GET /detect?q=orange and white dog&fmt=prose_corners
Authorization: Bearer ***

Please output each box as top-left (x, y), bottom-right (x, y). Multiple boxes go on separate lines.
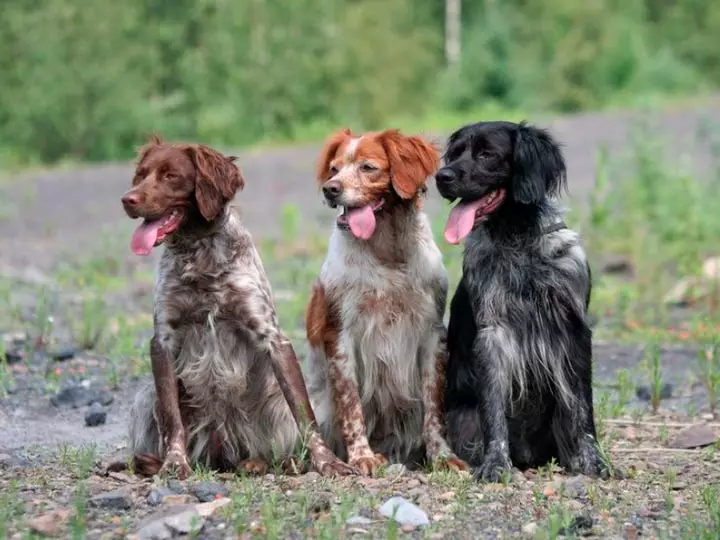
top-left (304, 128), bottom-right (468, 475)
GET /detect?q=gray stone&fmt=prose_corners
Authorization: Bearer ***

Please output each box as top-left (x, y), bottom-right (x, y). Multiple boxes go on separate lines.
top-left (563, 475), bottom-right (589, 498)
top-left (191, 481), bottom-right (229, 502)
top-left (88, 488), bottom-right (133, 510)
top-left (166, 479), bottom-right (187, 494)
top-left (378, 496), bottom-right (429, 527)
top-left (51, 383), bottom-right (114, 408)
top-left (635, 383), bottom-right (673, 402)
top-left (147, 488), bottom-right (174, 506)
top-left (384, 463), bottom-right (407, 476)
top-left (135, 505), bottom-right (205, 540)
top-left (346, 515), bottom-right (373, 526)
top-left (84, 402), bottom-right (107, 427)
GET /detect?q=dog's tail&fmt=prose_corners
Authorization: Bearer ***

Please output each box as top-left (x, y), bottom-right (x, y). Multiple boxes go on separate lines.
top-left (132, 452), bottom-right (164, 477)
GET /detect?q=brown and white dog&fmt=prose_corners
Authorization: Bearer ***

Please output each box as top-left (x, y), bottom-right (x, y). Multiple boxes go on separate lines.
top-left (305, 128), bottom-right (469, 475)
top-left (121, 136), bottom-right (357, 479)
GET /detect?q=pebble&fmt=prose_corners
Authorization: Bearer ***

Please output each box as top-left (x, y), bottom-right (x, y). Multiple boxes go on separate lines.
top-left (378, 496), bottom-right (429, 527)
top-left (191, 481), bottom-right (229, 502)
top-left (85, 402), bottom-right (107, 427)
top-left (148, 488), bottom-right (174, 506)
top-left (305, 471), bottom-right (320, 482)
top-left (346, 515), bottom-right (373, 526)
top-left (5, 349), bottom-right (24, 365)
top-left (51, 346), bottom-right (77, 362)
top-left (0, 452), bottom-right (30, 469)
top-left (559, 514), bottom-right (594, 535)
top-left (28, 509), bottom-right (71, 536)
top-left (51, 383), bottom-right (113, 408)
top-left (166, 479), bottom-right (186, 494)
top-left (563, 475), bottom-right (589, 498)
top-left (384, 463), bottom-right (407, 476)
top-left (521, 522), bottom-right (538, 535)
top-left (133, 505), bottom-right (206, 540)
top-left (88, 489), bottom-right (133, 510)
top-left (635, 383), bottom-right (673, 402)
top-left (162, 494), bottom-right (196, 505)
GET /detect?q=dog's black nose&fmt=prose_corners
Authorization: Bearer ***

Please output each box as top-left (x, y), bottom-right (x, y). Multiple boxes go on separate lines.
top-left (435, 168), bottom-right (456, 185)
top-left (322, 179), bottom-right (343, 200)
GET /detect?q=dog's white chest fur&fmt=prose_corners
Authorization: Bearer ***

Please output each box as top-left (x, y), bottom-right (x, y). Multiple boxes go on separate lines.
top-left (308, 214), bottom-right (446, 460)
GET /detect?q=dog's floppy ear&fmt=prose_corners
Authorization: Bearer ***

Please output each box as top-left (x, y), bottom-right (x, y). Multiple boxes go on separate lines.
top-left (380, 129), bottom-right (440, 200)
top-left (316, 129), bottom-right (352, 184)
top-left (512, 122), bottom-right (566, 205)
top-left (185, 144), bottom-right (244, 222)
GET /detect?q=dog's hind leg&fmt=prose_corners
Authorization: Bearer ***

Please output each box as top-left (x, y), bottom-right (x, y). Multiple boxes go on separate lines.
top-left (128, 379), bottom-right (164, 477)
top-left (446, 406), bottom-right (484, 466)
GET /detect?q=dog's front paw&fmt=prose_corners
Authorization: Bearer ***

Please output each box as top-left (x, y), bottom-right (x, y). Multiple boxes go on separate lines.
top-left (349, 452), bottom-right (388, 476)
top-left (160, 450), bottom-right (192, 480)
top-left (317, 456), bottom-right (360, 477)
top-left (431, 455), bottom-right (471, 474)
top-left (474, 451), bottom-right (512, 483)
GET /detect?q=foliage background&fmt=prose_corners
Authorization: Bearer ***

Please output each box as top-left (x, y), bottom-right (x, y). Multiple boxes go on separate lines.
top-left (0, 0), bottom-right (718, 165)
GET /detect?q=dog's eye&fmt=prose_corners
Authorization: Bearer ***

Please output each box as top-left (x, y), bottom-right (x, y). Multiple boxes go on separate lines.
top-left (477, 151), bottom-right (492, 160)
top-left (329, 165), bottom-right (339, 176)
top-left (360, 163), bottom-right (378, 173)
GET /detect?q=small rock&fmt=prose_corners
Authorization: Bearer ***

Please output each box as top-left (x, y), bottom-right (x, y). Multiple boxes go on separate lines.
top-left (196, 497), bottom-right (232, 518)
top-left (635, 383), bottom-right (673, 402)
top-left (28, 509), bottom-right (71, 536)
top-left (166, 479), bottom-right (186, 494)
top-left (378, 496), bottom-right (429, 527)
top-left (439, 491), bottom-right (455, 501)
top-left (51, 346), bottom-right (77, 362)
top-left (522, 522), bottom-right (538, 535)
top-left (602, 256), bottom-right (634, 276)
top-left (135, 505), bottom-right (205, 540)
top-left (384, 463), bottom-right (407, 476)
top-left (346, 515), bottom-right (373, 526)
top-left (406, 478), bottom-right (420, 488)
top-left (563, 475), bottom-right (589, 498)
top-left (0, 452), bottom-right (30, 469)
top-left (668, 424), bottom-right (719, 449)
top-left (559, 514), bottom-right (594, 535)
top-left (5, 349), bottom-right (24, 365)
top-left (624, 522), bottom-right (639, 540)
top-left (310, 492), bottom-right (332, 513)
top-left (51, 383), bottom-right (113, 408)
top-left (305, 471), bottom-right (320, 482)
top-left (163, 494), bottom-right (195, 505)
top-left (108, 471), bottom-right (134, 483)
top-left (401, 524), bottom-right (416, 533)
top-left (85, 402), bottom-right (107, 427)
top-left (148, 488), bottom-right (173, 506)
top-left (88, 489), bottom-right (133, 510)
top-left (191, 481), bottom-right (229, 502)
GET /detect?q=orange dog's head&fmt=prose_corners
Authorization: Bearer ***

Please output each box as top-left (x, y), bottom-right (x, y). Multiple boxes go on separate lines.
top-left (315, 128), bottom-right (440, 240)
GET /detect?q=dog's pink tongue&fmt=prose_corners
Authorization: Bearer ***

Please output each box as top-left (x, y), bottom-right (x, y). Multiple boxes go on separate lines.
top-left (444, 200), bottom-right (484, 245)
top-left (130, 220), bottom-right (163, 256)
top-left (347, 205), bottom-right (377, 240)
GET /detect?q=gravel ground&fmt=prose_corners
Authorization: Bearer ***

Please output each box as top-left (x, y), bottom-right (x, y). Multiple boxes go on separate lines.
top-left (2, 100), bottom-right (720, 538)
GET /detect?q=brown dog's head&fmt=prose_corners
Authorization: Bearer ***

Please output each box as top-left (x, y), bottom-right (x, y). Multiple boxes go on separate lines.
top-left (121, 135), bottom-right (244, 256)
top-left (315, 128), bottom-right (440, 240)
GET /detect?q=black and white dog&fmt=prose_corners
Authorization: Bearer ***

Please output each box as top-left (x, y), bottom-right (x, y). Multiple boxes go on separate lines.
top-left (435, 121), bottom-right (606, 482)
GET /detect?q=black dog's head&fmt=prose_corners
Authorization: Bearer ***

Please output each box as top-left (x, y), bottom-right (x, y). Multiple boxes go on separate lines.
top-left (436, 121), bottom-right (567, 244)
